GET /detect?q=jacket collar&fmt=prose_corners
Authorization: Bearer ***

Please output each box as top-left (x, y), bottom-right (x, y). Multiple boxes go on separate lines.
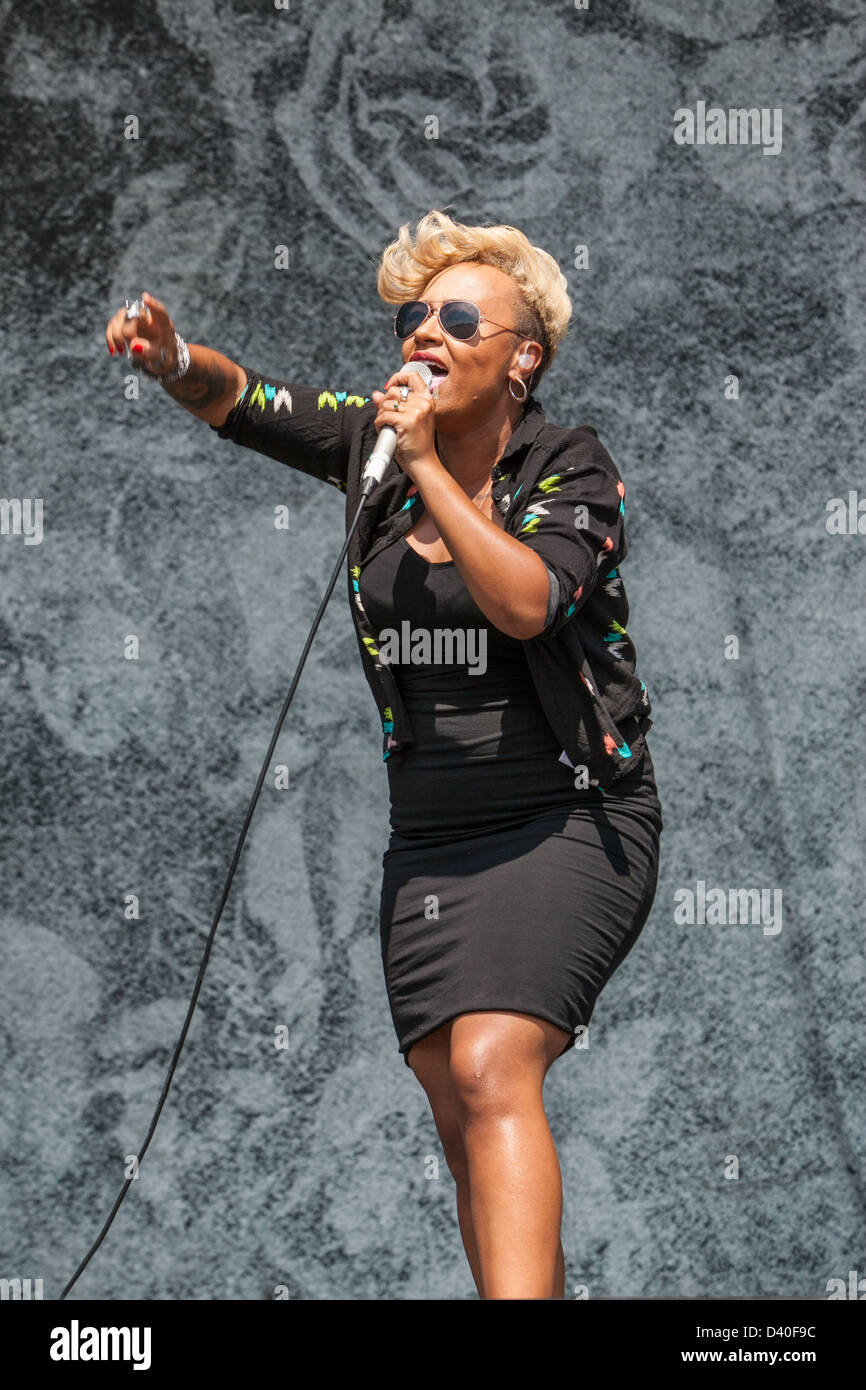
top-left (494, 395), bottom-right (547, 475)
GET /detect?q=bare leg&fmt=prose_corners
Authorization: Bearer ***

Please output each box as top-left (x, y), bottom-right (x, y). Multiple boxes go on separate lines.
top-left (408, 1025), bottom-right (484, 1297)
top-left (409, 1014), bottom-right (569, 1299)
top-left (453, 1163), bottom-right (485, 1297)
top-left (449, 1011), bottom-right (569, 1300)
top-left (555, 1238), bottom-right (565, 1298)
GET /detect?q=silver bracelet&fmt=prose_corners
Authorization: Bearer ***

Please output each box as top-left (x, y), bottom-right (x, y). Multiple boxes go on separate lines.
top-left (140, 332), bottom-right (191, 384)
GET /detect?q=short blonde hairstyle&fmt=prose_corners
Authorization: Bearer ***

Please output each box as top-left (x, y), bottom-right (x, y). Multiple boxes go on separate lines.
top-left (376, 208), bottom-right (572, 383)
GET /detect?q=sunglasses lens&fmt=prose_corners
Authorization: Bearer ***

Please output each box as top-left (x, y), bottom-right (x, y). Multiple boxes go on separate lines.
top-left (395, 302), bottom-right (429, 339)
top-left (440, 301), bottom-right (480, 339)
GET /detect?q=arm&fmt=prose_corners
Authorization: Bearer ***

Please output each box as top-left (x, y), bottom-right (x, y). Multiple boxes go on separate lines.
top-left (406, 458), bottom-right (552, 640)
top-left (410, 431), bottom-right (625, 642)
top-left (208, 368), bottom-right (371, 493)
top-left (369, 371), bottom-right (622, 642)
top-left (511, 434), bottom-right (626, 639)
top-left (106, 292), bottom-right (246, 427)
top-left (158, 345), bottom-right (249, 428)
top-left (104, 292), bottom-right (368, 490)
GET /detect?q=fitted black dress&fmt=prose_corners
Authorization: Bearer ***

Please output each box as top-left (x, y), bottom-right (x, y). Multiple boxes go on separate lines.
top-left (360, 532), bottom-right (664, 1068)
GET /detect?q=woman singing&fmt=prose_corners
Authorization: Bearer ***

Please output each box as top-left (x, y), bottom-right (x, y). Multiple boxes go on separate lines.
top-left (104, 209), bottom-right (663, 1300)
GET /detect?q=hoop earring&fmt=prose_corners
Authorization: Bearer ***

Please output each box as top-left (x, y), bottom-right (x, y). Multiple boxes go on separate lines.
top-left (508, 375), bottom-right (528, 403)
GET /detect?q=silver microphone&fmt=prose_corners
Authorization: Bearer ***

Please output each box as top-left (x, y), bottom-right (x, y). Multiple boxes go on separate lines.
top-left (360, 360), bottom-right (434, 496)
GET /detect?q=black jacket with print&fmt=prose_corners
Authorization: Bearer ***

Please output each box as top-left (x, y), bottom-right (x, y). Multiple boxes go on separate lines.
top-left (211, 369), bottom-right (654, 791)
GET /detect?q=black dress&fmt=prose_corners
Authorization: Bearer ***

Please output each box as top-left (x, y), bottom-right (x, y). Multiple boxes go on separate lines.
top-left (360, 533), bottom-right (664, 1068)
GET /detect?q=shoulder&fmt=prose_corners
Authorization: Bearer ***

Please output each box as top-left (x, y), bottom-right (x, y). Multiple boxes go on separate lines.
top-left (527, 419), bottom-right (623, 492)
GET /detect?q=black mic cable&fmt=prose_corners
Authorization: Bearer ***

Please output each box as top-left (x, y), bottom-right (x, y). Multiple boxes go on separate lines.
top-left (58, 459), bottom-right (393, 1301)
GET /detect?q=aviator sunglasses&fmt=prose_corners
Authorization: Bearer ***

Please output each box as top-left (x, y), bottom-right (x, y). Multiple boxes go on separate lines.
top-left (394, 299), bottom-right (530, 343)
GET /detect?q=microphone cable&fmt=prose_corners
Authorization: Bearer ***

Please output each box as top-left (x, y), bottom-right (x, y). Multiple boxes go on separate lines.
top-left (59, 474), bottom-right (381, 1300)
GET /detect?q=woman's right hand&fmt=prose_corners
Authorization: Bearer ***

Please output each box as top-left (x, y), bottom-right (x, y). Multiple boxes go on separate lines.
top-left (105, 291), bottom-right (177, 374)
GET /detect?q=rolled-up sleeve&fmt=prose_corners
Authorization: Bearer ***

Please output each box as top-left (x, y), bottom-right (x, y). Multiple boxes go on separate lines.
top-left (512, 430), bottom-right (626, 637)
top-left (210, 366), bottom-right (373, 493)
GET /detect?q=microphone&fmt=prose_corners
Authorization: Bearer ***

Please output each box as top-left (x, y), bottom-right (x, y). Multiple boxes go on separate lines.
top-left (361, 360), bottom-right (434, 496)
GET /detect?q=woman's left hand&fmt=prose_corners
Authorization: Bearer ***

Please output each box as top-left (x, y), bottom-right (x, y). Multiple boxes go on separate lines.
top-left (371, 369), bottom-right (439, 478)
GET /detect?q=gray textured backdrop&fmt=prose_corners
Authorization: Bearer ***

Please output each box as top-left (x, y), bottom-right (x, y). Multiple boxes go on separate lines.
top-left (1, 0), bottom-right (863, 1301)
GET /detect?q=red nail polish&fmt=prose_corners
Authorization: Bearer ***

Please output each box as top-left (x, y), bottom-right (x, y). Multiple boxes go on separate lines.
top-left (109, 345), bottom-right (114, 354)
top-left (131, 344), bottom-right (143, 354)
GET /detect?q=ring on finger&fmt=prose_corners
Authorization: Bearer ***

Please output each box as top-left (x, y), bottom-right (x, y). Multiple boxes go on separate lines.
top-left (399, 384), bottom-right (410, 400)
top-left (392, 401), bottom-right (400, 411)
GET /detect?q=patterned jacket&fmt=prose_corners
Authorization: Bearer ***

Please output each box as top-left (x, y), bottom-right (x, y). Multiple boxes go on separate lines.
top-left (211, 369), bottom-right (655, 791)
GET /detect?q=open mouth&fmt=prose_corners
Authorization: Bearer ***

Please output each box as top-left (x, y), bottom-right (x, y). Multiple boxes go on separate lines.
top-left (412, 355), bottom-right (449, 380)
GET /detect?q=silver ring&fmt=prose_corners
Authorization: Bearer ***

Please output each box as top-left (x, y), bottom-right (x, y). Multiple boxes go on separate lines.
top-left (400, 384), bottom-right (410, 400)
top-left (125, 298), bottom-right (144, 320)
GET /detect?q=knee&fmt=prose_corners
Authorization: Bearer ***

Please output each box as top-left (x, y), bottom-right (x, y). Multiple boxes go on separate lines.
top-left (448, 1037), bottom-right (535, 1121)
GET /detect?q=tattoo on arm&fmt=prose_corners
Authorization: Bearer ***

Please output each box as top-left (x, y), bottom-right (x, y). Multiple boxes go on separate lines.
top-left (160, 359), bottom-right (232, 410)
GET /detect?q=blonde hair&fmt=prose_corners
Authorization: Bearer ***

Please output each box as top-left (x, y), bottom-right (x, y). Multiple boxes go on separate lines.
top-left (376, 208), bottom-right (572, 383)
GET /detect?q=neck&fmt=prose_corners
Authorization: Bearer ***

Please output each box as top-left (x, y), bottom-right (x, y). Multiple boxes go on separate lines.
top-left (434, 396), bottom-right (526, 487)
